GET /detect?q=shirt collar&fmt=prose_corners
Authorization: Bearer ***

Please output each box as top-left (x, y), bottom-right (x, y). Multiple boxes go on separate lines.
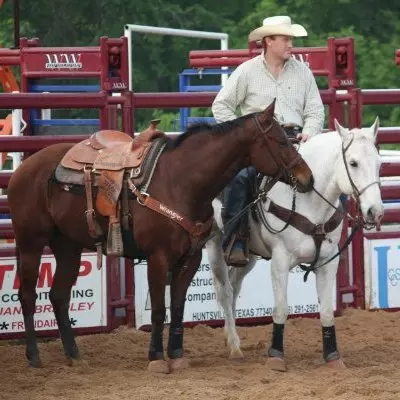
top-left (260, 51), bottom-right (293, 72)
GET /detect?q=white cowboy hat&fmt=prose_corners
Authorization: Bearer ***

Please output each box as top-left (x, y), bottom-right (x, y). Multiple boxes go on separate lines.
top-left (248, 16), bottom-right (307, 42)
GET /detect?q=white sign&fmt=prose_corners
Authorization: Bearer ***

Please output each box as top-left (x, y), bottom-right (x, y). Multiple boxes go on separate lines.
top-left (364, 237), bottom-right (400, 309)
top-left (45, 53), bottom-right (82, 70)
top-left (134, 249), bottom-right (336, 328)
top-left (0, 252), bottom-right (107, 335)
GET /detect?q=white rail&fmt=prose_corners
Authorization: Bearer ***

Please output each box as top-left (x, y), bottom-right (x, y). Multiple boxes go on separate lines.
top-left (123, 24), bottom-right (229, 90)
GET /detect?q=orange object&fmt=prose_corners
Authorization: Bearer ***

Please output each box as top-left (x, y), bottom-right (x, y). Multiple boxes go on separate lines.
top-left (0, 113), bottom-right (13, 167)
top-left (0, 65), bottom-right (19, 92)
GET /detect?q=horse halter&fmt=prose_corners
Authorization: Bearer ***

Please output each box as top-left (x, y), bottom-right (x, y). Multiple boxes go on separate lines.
top-left (312, 132), bottom-right (381, 229)
top-left (253, 115), bottom-right (303, 181)
top-left (341, 133), bottom-right (381, 227)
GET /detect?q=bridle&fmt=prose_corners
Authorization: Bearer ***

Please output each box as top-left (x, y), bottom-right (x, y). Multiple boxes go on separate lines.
top-left (252, 115), bottom-right (304, 181)
top-left (191, 115), bottom-right (305, 251)
top-left (312, 132), bottom-right (381, 230)
top-left (294, 132), bottom-right (382, 279)
top-left (251, 115), bottom-right (302, 234)
top-left (341, 133), bottom-right (381, 224)
top-left (256, 131), bottom-right (382, 281)
top-left (250, 115), bottom-right (304, 234)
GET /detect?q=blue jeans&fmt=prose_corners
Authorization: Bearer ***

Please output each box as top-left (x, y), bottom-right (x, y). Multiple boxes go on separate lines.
top-left (222, 167), bottom-right (256, 250)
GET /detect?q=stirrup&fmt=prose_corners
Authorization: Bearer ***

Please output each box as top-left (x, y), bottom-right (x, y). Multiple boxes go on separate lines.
top-left (224, 234), bottom-right (249, 267)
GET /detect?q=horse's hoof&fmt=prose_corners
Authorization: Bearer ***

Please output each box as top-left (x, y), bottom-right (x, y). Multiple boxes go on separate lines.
top-left (28, 358), bottom-right (43, 368)
top-left (148, 360), bottom-right (170, 374)
top-left (326, 358), bottom-right (346, 369)
top-left (229, 348), bottom-right (244, 361)
top-left (266, 357), bottom-right (287, 372)
top-left (168, 357), bottom-right (190, 372)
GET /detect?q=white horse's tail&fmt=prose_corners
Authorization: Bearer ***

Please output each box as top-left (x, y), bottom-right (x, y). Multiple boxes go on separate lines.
top-left (212, 198), bottom-right (224, 230)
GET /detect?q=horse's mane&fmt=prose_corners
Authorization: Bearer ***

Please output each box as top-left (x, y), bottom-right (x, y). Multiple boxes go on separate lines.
top-left (165, 113), bottom-right (255, 150)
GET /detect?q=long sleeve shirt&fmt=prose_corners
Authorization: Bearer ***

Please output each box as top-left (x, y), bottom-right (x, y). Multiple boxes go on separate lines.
top-left (211, 54), bottom-right (325, 136)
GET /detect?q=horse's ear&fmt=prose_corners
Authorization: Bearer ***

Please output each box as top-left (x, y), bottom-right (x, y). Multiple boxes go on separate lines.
top-left (334, 118), bottom-right (349, 139)
top-left (370, 116), bottom-right (379, 142)
top-left (334, 118), bottom-right (344, 132)
top-left (263, 98), bottom-right (276, 121)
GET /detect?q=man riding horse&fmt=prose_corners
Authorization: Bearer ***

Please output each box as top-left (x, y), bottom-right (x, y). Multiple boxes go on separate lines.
top-left (212, 15), bottom-right (324, 266)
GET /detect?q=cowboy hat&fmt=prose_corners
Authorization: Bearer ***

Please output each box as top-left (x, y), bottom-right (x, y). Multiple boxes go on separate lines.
top-left (248, 16), bottom-right (307, 42)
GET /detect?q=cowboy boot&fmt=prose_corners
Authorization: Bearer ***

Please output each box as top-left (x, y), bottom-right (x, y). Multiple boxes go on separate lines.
top-left (226, 215), bottom-right (250, 267)
top-left (222, 168), bottom-right (254, 267)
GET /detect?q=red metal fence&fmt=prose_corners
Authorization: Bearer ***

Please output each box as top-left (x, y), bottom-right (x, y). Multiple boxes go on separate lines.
top-left (0, 36), bottom-right (399, 336)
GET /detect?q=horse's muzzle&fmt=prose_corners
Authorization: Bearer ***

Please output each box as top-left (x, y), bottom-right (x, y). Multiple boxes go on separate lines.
top-left (366, 205), bottom-right (384, 225)
top-left (297, 174), bottom-right (314, 193)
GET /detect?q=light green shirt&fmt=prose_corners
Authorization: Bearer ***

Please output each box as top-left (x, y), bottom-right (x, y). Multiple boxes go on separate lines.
top-left (211, 55), bottom-right (325, 136)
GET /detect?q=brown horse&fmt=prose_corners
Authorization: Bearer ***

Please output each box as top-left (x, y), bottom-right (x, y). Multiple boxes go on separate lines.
top-left (7, 100), bottom-right (313, 373)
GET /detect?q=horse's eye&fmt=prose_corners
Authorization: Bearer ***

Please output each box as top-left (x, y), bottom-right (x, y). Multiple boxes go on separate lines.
top-left (350, 160), bottom-right (358, 167)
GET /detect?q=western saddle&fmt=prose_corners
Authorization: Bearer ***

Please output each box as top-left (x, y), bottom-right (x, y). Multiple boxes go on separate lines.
top-left (59, 120), bottom-right (166, 268)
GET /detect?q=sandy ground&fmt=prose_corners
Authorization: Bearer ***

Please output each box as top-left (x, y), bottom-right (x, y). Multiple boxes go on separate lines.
top-left (1, 308), bottom-right (400, 400)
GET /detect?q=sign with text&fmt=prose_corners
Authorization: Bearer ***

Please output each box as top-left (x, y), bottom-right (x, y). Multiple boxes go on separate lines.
top-left (0, 253), bottom-right (107, 336)
top-left (21, 49), bottom-right (101, 76)
top-left (134, 249), bottom-right (335, 328)
top-left (365, 238), bottom-right (400, 309)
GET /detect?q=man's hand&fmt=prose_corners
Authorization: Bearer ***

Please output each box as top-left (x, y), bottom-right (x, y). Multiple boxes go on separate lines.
top-left (296, 133), bottom-right (311, 142)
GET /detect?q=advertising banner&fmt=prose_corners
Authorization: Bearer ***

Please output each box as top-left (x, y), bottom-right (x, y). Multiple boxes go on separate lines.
top-left (0, 252), bottom-right (107, 336)
top-left (135, 249), bottom-right (335, 328)
top-left (365, 238), bottom-right (400, 309)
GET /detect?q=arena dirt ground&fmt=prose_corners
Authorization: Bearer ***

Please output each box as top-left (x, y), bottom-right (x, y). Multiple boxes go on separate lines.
top-left (1, 308), bottom-right (399, 400)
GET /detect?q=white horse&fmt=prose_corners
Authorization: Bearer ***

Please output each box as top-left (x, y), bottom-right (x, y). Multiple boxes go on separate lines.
top-left (206, 119), bottom-right (384, 371)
